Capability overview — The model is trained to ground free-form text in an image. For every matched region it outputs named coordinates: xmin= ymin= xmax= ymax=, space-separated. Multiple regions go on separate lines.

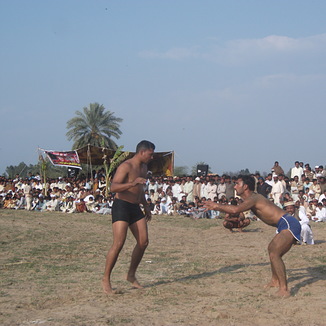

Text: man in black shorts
xmin=102 ymin=140 xmax=155 ymax=294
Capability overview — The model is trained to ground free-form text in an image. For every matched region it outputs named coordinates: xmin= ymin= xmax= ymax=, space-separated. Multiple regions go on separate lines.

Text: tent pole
xmin=87 ymin=144 xmax=93 ymax=182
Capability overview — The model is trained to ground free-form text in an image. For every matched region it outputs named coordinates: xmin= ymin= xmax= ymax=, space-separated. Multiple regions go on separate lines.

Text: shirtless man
xmin=204 ymin=175 xmax=301 ymax=298
xmin=102 ymin=140 xmax=155 ymax=294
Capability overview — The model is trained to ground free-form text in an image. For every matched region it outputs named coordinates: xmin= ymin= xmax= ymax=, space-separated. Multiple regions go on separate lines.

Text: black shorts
xmin=111 ymin=198 xmax=145 ymax=225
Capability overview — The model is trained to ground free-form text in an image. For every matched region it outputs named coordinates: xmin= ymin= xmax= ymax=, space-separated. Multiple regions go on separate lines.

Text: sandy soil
xmin=0 ymin=209 xmax=325 ymax=326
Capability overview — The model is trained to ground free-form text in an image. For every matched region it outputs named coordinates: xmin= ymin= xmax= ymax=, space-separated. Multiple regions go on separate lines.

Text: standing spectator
xmin=224 ymin=176 xmax=235 ymax=200
xmin=257 ymin=177 xmax=272 ymax=198
xmin=304 ymin=166 xmax=315 ymax=181
xmin=201 ymin=179 xmax=209 ymax=199
xmin=172 ymin=179 xmax=182 ymax=201
xmin=217 ymin=177 xmax=226 ymax=199
xmin=272 ymin=161 xmax=284 ymax=176
xmin=184 ymin=176 xmax=194 ymax=202
xmin=271 ymin=175 xmax=285 ymax=208
xmin=265 ymin=173 xmax=274 ymax=187
xmin=22 ymin=179 xmax=32 ymax=211
xmin=193 ymin=177 xmax=201 ymax=199
xmin=291 ymin=161 xmax=304 ymax=182
xmin=206 ymin=179 xmax=217 ymax=201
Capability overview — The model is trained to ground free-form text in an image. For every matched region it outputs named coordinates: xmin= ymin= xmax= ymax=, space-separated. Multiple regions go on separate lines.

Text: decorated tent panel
xmin=76 ymin=145 xmax=173 ymax=176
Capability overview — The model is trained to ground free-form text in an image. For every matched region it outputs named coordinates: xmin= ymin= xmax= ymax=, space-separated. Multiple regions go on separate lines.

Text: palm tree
xmin=66 ymin=103 xmax=123 ymax=150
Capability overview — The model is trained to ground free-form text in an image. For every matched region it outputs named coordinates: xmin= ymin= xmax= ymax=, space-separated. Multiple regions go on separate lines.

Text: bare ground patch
xmin=1 ymin=209 xmax=326 ymax=326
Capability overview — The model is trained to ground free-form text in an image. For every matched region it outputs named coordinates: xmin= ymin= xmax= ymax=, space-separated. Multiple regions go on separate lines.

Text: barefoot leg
xmin=267 ymin=230 xmax=295 ymax=297
xmin=127 ymin=218 xmax=148 ymax=289
xmin=102 ymin=221 xmax=129 ymax=294
xmin=264 ymin=260 xmax=280 ymax=289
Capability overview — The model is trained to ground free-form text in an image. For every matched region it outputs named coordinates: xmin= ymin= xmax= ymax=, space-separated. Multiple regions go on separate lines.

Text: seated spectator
xmin=186 ymin=202 xmax=206 ymax=219
xmin=14 ymin=193 xmax=25 ymax=210
xmin=34 ymin=194 xmax=47 ymax=211
xmin=160 ymin=197 xmax=168 ymax=215
xmin=313 ymin=202 xmax=326 ymax=222
xmin=46 ymin=194 xmax=60 ymax=211
xmin=84 ymin=194 xmax=96 ymax=211
xmin=305 ymin=201 xmax=316 ymax=220
xmin=223 ymin=199 xmax=250 ymax=232
xmin=310 ymin=179 xmax=321 ymax=199
xmin=284 ymin=201 xmax=314 ymax=245
xmin=145 ymin=197 xmax=155 ymax=212
xmin=152 ymin=200 xmax=162 ymax=215
xmin=60 ymin=196 xmax=76 ymax=213
xmin=167 ymin=197 xmax=178 ymax=216
xmin=75 ymin=198 xmax=88 ymax=213
xmin=177 ymin=199 xmax=188 ymax=215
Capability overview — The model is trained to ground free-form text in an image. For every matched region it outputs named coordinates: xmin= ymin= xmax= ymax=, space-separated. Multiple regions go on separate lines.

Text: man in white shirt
xmin=22 ymin=179 xmax=32 ymax=211
xmin=265 ymin=173 xmax=274 ymax=187
xmin=271 ymin=175 xmax=284 ymax=208
xmin=291 ymin=161 xmax=304 ymax=182
xmin=206 ymin=180 xmax=217 ymax=201
xmin=172 ymin=179 xmax=182 ymax=201
xmin=184 ymin=176 xmax=194 ymax=202
xmin=217 ymin=177 xmax=226 ymax=200
xmin=313 ymin=202 xmax=326 ymax=222
xmin=148 ymin=179 xmax=158 ymax=194
xmin=201 ymin=180 xmax=208 ymax=199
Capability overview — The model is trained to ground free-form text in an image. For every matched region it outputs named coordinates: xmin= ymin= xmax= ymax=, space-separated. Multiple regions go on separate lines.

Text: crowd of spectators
xmin=1 ymin=162 xmax=326 ymax=225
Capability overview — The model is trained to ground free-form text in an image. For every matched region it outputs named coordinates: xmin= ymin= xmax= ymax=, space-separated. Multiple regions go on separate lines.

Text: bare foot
xmin=102 ymin=279 xmax=115 ymax=295
xmin=264 ymin=280 xmax=280 ymax=289
xmin=126 ymin=274 xmax=144 ymax=289
xmin=275 ymin=288 xmax=291 ymax=298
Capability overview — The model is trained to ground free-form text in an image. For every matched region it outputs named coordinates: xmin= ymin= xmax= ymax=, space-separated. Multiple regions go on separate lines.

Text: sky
xmin=1 ymin=0 xmax=326 ymax=176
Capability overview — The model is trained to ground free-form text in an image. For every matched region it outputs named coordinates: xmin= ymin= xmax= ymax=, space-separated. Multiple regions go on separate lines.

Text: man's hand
xmin=133 ymin=177 xmax=147 ymax=187
xmin=203 ymin=201 xmax=218 ymax=212
xmin=143 ymin=205 xmax=152 ymax=222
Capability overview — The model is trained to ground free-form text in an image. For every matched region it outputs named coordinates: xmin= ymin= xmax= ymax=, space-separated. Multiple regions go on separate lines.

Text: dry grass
xmin=0 ymin=209 xmax=326 ymax=326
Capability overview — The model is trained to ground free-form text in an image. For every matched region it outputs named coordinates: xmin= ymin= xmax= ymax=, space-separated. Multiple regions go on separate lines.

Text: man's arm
xmin=204 ymin=197 xmax=255 ymax=215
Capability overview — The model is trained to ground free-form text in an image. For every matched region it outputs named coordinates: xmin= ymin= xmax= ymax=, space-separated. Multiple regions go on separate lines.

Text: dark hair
xmin=136 ymin=140 xmax=155 ymax=153
xmin=237 ymin=174 xmax=255 ymax=191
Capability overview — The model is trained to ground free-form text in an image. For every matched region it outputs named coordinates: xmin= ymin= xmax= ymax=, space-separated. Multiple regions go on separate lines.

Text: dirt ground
xmin=1 ymin=209 xmax=326 ymax=326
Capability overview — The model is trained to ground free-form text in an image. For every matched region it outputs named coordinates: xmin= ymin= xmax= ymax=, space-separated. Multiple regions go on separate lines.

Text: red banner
xmin=45 ymin=150 xmax=82 ymax=169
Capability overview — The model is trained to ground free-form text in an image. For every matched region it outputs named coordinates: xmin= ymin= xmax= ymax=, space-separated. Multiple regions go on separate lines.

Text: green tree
xmin=174 ymin=165 xmax=189 ymax=177
xmin=238 ymin=168 xmax=251 ymax=175
xmin=66 ymin=103 xmax=123 ymax=150
xmin=5 ymin=162 xmax=28 ymax=178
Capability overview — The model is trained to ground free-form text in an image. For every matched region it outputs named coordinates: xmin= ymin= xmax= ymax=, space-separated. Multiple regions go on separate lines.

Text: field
xmin=1 ymin=209 xmax=326 ymax=326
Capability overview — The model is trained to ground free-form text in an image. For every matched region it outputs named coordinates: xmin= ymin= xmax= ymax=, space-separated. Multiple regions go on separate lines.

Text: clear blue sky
xmin=1 ymin=0 xmax=326 ymax=176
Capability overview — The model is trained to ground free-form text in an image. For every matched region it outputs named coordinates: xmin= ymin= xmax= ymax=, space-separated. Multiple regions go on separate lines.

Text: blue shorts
xmin=277 ymin=214 xmax=301 ymax=241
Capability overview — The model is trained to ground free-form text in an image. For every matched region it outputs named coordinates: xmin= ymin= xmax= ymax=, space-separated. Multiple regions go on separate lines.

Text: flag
xmin=44 ymin=150 xmax=82 ymax=169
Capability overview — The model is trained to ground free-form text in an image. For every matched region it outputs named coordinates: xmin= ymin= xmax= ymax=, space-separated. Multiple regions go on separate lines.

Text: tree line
xmin=3 ymin=102 xmax=254 ymax=178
